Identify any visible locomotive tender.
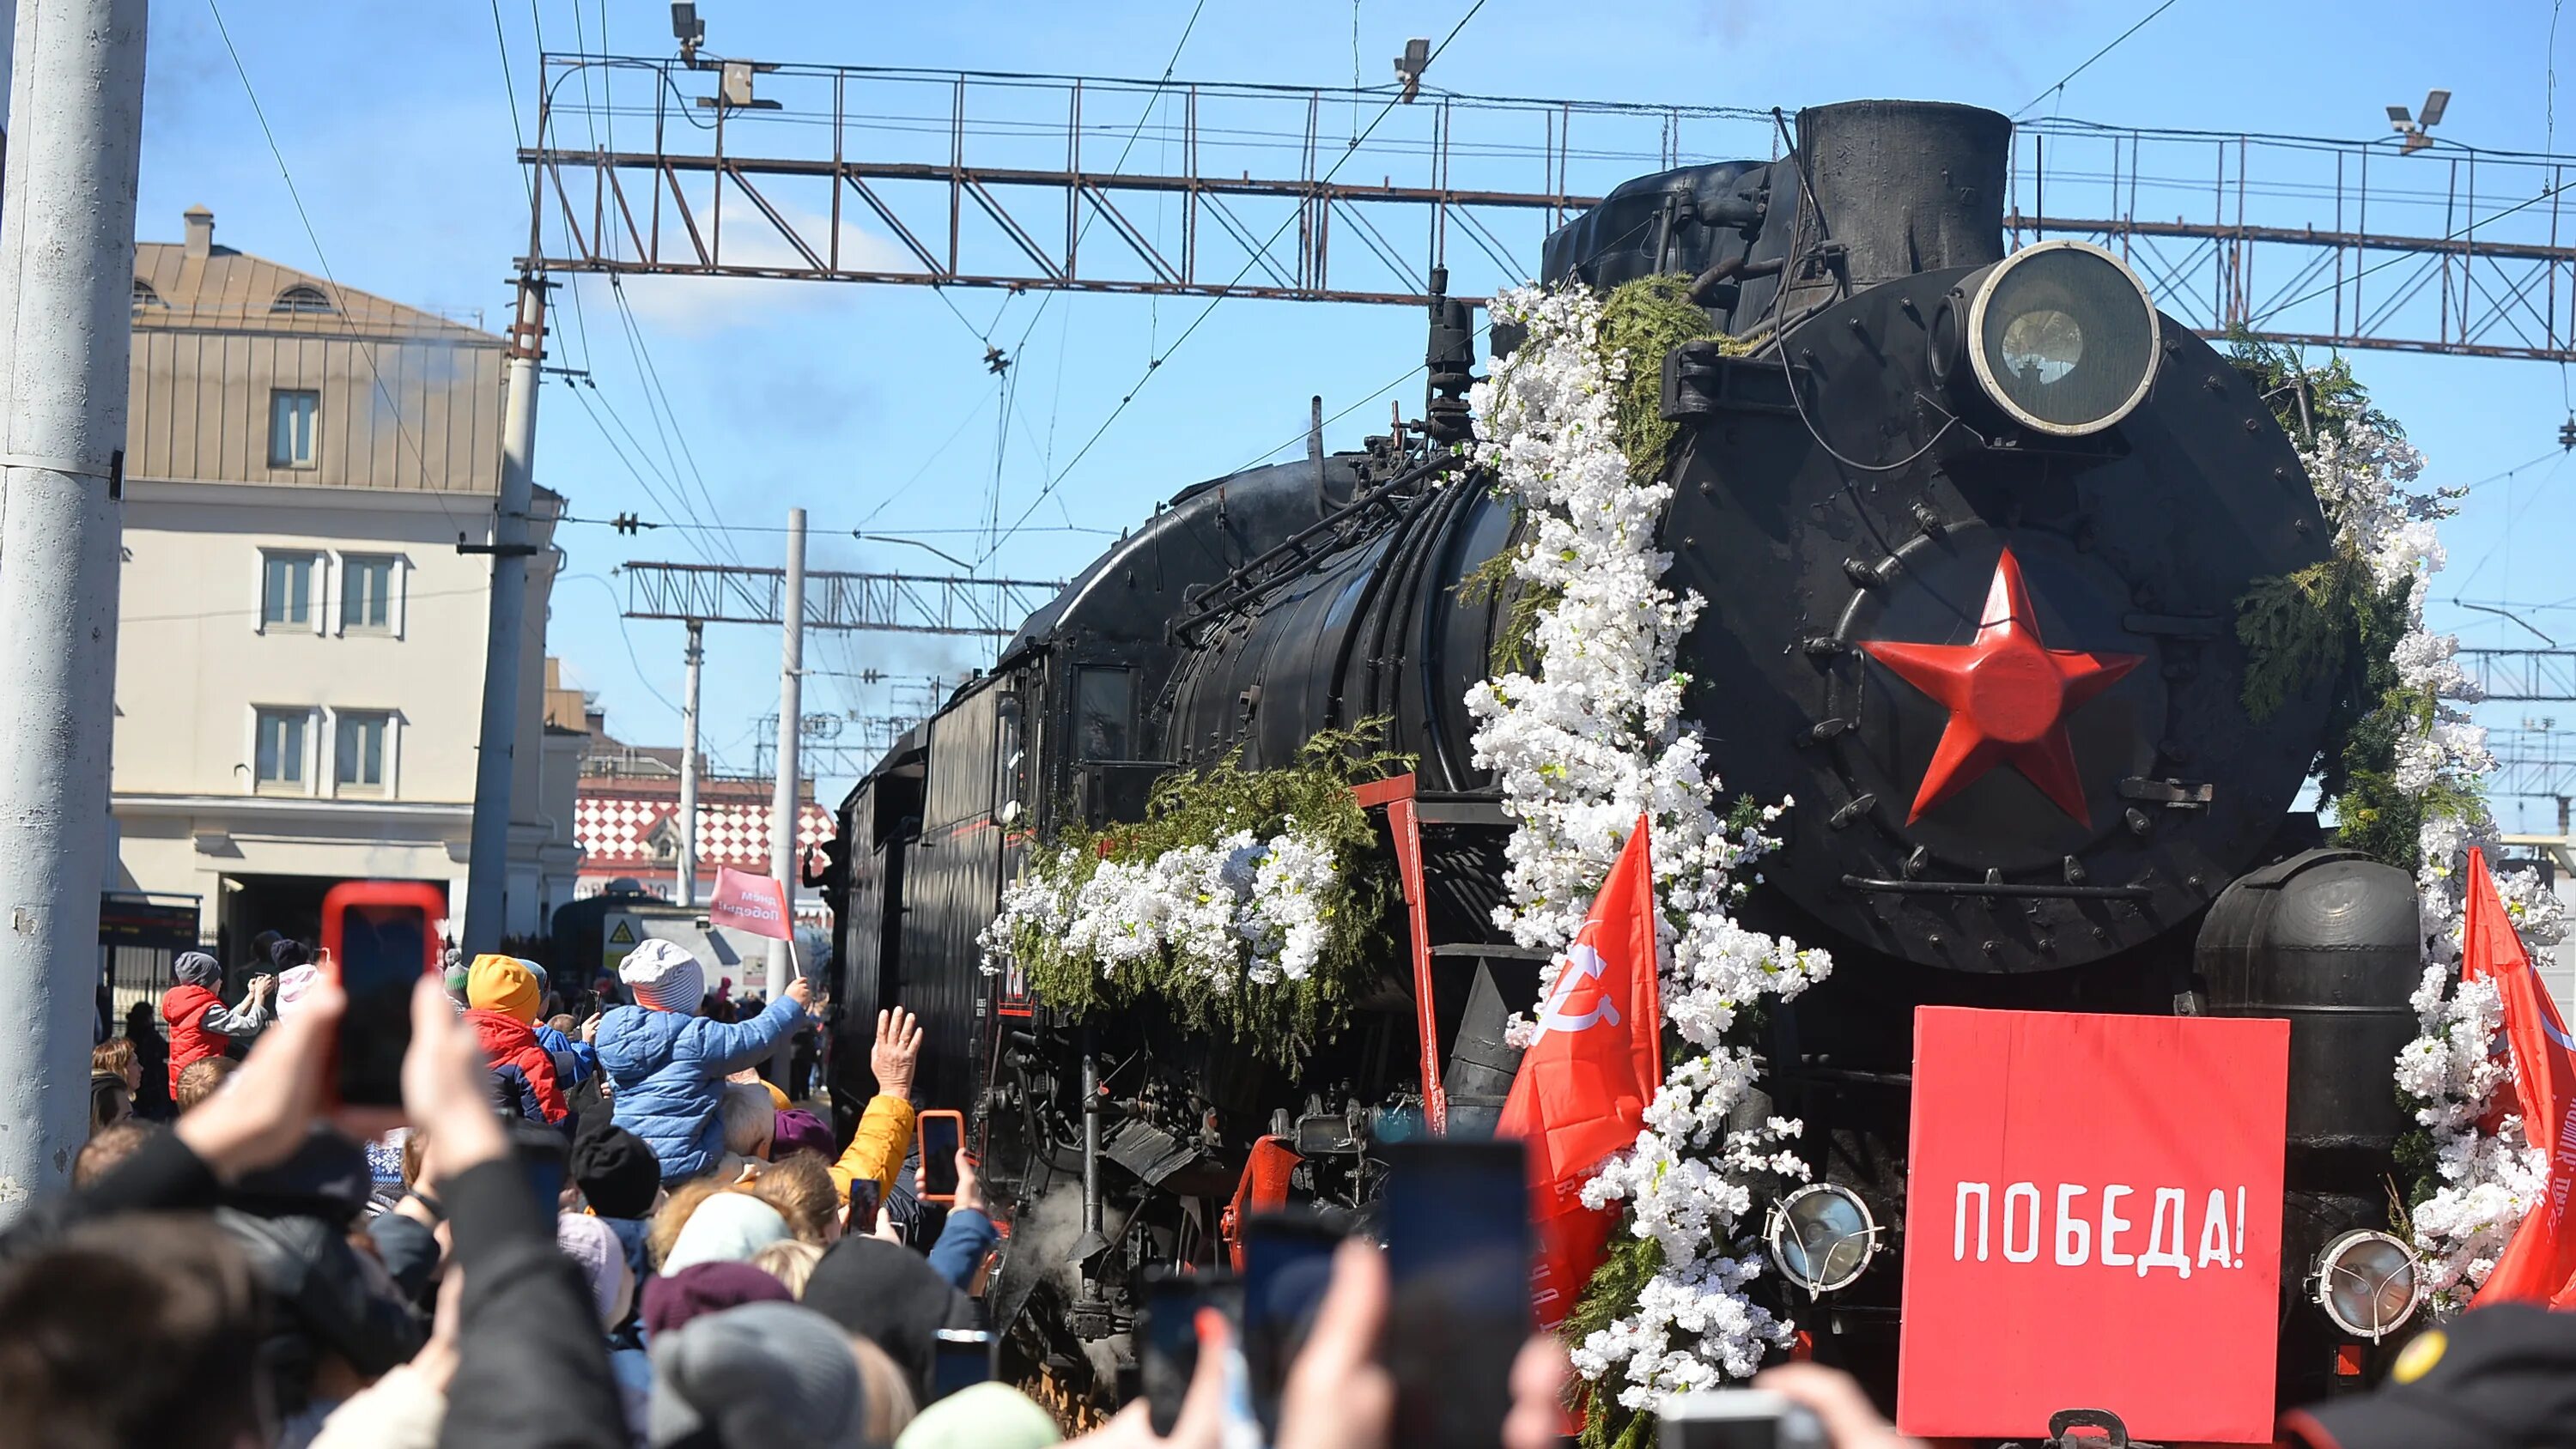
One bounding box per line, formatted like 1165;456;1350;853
820;99;2425;1412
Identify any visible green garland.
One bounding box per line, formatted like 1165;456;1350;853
1566;1234;1667;1449
2227;333;2473;875
1456;276;1741;677
1005;726;1408;1064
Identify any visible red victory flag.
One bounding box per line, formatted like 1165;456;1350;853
708;864;794;942
2464;847;2576;1308
1498;815;1665;1331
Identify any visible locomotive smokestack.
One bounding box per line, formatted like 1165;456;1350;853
1785;101;2010;302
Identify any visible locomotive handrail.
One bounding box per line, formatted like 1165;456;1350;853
1841;876;2154;900
1165;451;1465;646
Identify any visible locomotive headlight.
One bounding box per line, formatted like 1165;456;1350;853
1765;1183;1878;1294
2313;1229;2423;1341
1958;239;2161;437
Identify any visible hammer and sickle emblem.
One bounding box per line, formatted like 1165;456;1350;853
1529;940;1621;1041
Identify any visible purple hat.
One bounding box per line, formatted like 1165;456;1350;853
641;1260;793;1337
772;1108;834;1160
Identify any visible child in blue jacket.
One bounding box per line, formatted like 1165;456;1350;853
594;939;811;1185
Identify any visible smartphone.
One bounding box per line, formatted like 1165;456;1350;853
918;1109;964;1202
929;1328;993;1403
843;1176;884;1238
511;1121;570;1218
1139;1266;1242;1435
1382;1138;1534;1449
319;881;446;1124
1241;1211;1342;1439
1659;1391;1830;1449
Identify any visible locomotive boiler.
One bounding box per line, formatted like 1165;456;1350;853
818;99;2425;1416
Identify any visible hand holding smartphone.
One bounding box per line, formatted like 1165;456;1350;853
1382;1138;1534;1449
1139;1266;1242;1434
319;881;447;1133
1659;1391;1832;1449
1240;1210;1342;1439
929;1329;993;1403
917;1109;964;1203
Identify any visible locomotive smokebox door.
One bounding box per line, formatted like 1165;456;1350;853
1661;251;2336;976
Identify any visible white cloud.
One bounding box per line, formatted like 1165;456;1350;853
604;204;917;335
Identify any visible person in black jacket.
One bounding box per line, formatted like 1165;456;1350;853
0;967;629;1449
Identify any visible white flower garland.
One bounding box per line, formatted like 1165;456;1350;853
2311;418;2574;1309
980;822;1346;991
1464;282;1831;1409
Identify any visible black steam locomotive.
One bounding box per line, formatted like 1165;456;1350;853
819;99;2424;1413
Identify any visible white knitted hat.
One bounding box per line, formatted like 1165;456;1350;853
660;1192;791;1274
620;938;707;1015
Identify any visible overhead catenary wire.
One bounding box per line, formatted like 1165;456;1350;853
2015;0;2183;119
990;0;1214;361
204;0;477;543
977;0;1494;566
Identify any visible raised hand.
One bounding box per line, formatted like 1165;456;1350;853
173;972;343;1179
870;1007;923;1100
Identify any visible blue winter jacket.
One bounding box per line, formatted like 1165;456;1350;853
594;997;801;1184
534;1022;598;1088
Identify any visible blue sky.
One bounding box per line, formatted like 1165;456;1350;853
134;1;2576;824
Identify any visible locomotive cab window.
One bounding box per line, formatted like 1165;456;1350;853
993;691;1027;821
1073;667;1133;763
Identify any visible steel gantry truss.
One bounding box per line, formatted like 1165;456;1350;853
522;55;2576;361
621;561;1061;638
2460;649;2576;700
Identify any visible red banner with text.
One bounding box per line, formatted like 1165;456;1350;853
1898;1008;2289;1445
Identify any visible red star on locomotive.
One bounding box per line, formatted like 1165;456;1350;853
1862;549;2143;827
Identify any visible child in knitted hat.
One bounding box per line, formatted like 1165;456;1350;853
464;955;568;1126
596;939;813;1185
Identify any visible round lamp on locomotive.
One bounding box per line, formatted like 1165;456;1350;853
1932;239;2162;436
1765;1183;1881;1297
2312;1229;2424;1343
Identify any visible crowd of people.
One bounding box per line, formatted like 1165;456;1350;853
27;935;2543;1449
20;936;1619;1449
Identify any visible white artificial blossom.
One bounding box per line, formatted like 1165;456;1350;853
1464;282;1831;1411
978;822;1347;992
2305;417;2567;1310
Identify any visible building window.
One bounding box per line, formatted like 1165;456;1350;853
340;555;398;634
335;711;392;794
269;388;319;469
271;284;334;315
131;280;164;309
252;708;310;792
261;550;319;630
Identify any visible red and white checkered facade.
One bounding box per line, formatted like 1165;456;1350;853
574;776;834;896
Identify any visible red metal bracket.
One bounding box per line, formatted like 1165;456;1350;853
1352;773;1449;1136
1218;1134;1304;1269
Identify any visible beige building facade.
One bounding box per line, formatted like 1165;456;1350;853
111;206;576;961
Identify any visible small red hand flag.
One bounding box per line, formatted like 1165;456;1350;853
708;864;794;942
1498;815;1665;1331
2464;847;2576;1308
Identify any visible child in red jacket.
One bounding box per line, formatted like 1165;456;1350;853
465;955;569;1126
158;950;272;1097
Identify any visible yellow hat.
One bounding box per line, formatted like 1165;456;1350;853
466;954;544;1023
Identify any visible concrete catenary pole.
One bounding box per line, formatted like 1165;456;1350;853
767;510;805;996
462;276;544;955
0;0;148;1215
676;618;703;906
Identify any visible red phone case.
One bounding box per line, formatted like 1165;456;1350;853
318;879;447;1131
